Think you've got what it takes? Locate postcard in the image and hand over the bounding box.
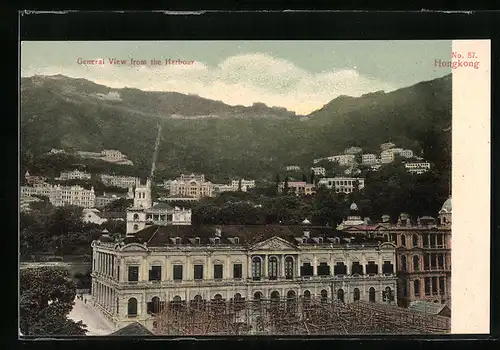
[19,39,490,337]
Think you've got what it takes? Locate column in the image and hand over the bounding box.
[346,258,351,275]
[263,255,268,279]
[313,256,318,276]
[225,255,230,280]
[247,255,252,279]
[434,234,438,248]
[296,255,301,277]
[280,255,285,278]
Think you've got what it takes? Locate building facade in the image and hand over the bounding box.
[278,181,316,196]
[57,170,92,181]
[95,193,128,208]
[310,167,326,176]
[361,154,377,165]
[285,165,301,172]
[326,154,356,166]
[230,179,256,192]
[169,174,214,199]
[21,183,96,208]
[339,198,452,308]
[100,175,140,189]
[90,224,398,331]
[405,162,431,175]
[344,146,363,155]
[316,177,365,194]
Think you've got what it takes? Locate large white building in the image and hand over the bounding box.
[310,167,326,176]
[344,146,363,155]
[405,162,431,175]
[362,154,377,165]
[277,181,316,196]
[57,170,92,181]
[90,223,398,331]
[126,179,192,234]
[381,148,414,164]
[169,174,214,199]
[316,177,365,194]
[230,179,256,192]
[286,165,301,172]
[21,183,96,208]
[100,174,140,189]
[326,154,356,166]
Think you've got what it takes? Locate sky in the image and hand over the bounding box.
[21,41,452,114]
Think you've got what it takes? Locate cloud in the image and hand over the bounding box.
[21,53,395,114]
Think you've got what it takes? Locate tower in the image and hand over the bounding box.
[133,178,152,209]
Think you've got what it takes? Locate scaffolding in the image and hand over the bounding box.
[152,297,450,336]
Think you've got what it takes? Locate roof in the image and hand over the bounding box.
[110,322,154,336]
[122,224,382,247]
[440,197,452,213]
[408,301,450,315]
[150,202,174,210]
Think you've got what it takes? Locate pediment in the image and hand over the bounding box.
[250,236,298,251]
[120,243,149,252]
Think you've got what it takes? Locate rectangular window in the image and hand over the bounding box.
[149,265,162,281]
[365,261,378,275]
[117,265,120,281]
[424,254,430,270]
[382,261,394,274]
[431,254,437,269]
[437,234,444,247]
[424,277,431,295]
[439,277,445,295]
[423,234,429,247]
[352,262,363,275]
[233,264,242,279]
[334,262,347,275]
[194,265,204,280]
[438,254,444,269]
[432,277,438,295]
[213,264,223,279]
[173,265,183,281]
[317,262,330,276]
[127,266,139,282]
[300,263,313,276]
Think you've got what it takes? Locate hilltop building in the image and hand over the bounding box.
[21,183,95,208]
[404,162,431,175]
[169,174,214,199]
[126,179,191,234]
[316,177,365,194]
[90,222,397,331]
[100,175,140,189]
[230,179,256,192]
[310,167,326,176]
[24,171,47,185]
[95,192,128,209]
[286,165,301,172]
[344,146,363,155]
[56,169,92,181]
[277,181,316,196]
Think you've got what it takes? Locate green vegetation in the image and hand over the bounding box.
[20,267,87,336]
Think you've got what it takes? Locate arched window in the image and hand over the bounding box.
[413,234,419,247]
[413,255,420,271]
[320,289,328,303]
[151,296,160,314]
[175,237,181,245]
[303,290,311,300]
[414,279,421,296]
[192,295,204,309]
[252,257,262,281]
[253,291,263,300]
[337,289,344,303]
[401,255,407,271]
[133,224,139,230]
[369,287,376,302]
[214,237,220,245]
[133,213,139,220]
[353,288,360,302]
[401,234,406,247]
[268,256,278,280]
[233,293,244,312]
[285,256,294,279]
[385,287,393,303]
[127,298,137,316]
[286,290,296,312]
[270,291,280,301]
[170,295,182,311]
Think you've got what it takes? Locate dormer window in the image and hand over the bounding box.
[214,237,220,245]
[318,237,324,244]
[302,237,307,244]
[175,237,181,245]
[234,237,239,244]
[195,237,201,245]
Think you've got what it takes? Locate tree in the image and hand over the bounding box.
[238,179,242,191]
[103,198,132,212]
[283,176,289,195]
[302,173,307,182]
[310,171,315,185]
[20,267,87,336]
